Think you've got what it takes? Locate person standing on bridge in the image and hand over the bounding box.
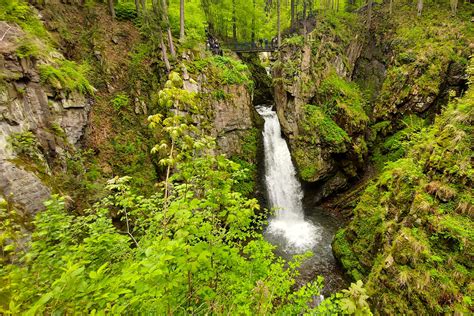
[264,38,269,49]
[259,38,263,48]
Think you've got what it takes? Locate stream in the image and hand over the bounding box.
[256,104,348,295]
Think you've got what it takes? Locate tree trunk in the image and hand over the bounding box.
[251,0,256,42]
[303,0,307,38]
[291,0,295,29]
[232,0,237,41]
[108,0,115,19]
[389,0,393,15]
[367,0,373,28]
[277,0,281,47]
[450,0,458,15]
[161,0,176,57]
[160,30,171,72]
[180,0,185,41]
[417,0,423,16]
[134,0,140,15]
[141,0,146,11]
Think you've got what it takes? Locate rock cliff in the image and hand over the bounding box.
[0,22,90,215]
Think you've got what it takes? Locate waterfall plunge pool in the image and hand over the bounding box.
[256,104,348,295]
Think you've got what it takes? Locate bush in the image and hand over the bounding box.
[0,0,49,39]
[111,93,130,111]
[39,60,94,95]
[192,56,254,90]
[115,2,137,21]
[8,131,39,160]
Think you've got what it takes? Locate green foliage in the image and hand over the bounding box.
[39,60,94,95]
[192,56,254,90]
[319,71,369,132]
[303,105,350,147]
[111,93,130,111]
[283,35,304,47]
[0,0,49,39]
[375,5,472,119]
[114,1,137,21]
[15,36,43,59]
[8,131,39,160]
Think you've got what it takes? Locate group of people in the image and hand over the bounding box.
[252,37,277,49]
[206,30,223,55]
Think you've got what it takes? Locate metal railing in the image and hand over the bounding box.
[224,42,278,53]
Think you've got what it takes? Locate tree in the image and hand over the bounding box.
[417,0,423,16]
[180,0,185,41]
[161,0,176,57]
[108,0,115,19]
[277,0,281,47]
[450,0,458,15]
[367,0,373,28]
[291,0,295,29]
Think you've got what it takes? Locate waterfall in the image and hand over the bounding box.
[256,105,320,253]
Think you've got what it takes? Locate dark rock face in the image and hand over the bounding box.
[0,23,90,215]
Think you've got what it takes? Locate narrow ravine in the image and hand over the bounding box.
[256,104,347,294]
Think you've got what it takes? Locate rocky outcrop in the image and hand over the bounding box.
[273,19,366,203]
[212,84,258,157]
[0,22,91,215]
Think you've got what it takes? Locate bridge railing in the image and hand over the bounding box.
[223,42,278,52]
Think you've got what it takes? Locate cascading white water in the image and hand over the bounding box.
[256,105,321,253]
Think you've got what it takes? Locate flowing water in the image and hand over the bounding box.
[256,104,347,294]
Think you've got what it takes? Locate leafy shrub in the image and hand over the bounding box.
[8,131,38,159]
[115,2,137,21]
[192,56,254,90]
[15,36,42,59]
[283,35,304,47]
[39,60,94,95]
[111,93,130,111]
[0,0,48,39]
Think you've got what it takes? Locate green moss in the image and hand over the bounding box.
[337,57,474,314]
[333,229,365,280]
[39,60,94,95]
[302,105,350,147]
[319,72,369,131]
[0,0,49,40]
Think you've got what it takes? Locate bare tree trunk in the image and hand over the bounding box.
[134,0,140,15]
[160,30,171,72]
[417,0,423,16]
[180,0,185,41]
[141,0,146,11]
[450,0,458,15]
[303,0,307,39]
[389,0,393,15]
[161,0,176,57]
[367,0,373,28]
[251,0,256,42]
[291,0,295,29]
[277,0,281,47]
[232,0,237,41]
[108,0,115,19]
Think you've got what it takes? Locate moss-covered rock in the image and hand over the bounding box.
[333,58,474,314]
